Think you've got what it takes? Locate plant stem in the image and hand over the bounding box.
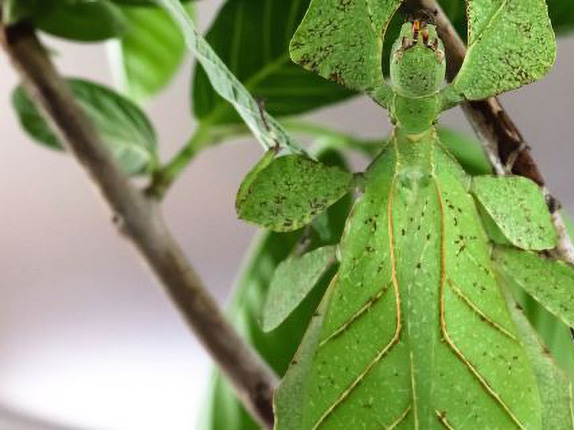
[0,20,277,429]
[146,123,212,198]
[408,0,574,264]
[149,119,381,199]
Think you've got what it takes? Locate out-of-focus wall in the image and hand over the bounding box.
[0,2,572,429]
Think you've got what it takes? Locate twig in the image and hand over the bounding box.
[0,20,277,429]
[408,0,574,264]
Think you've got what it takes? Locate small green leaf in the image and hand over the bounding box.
[262,245,337,333]
[13,79,157,175]
[494,246,574,329]
[453,0,556,99]
[236,155,353,232]
[471,176,557,250]
[110,4,189,103]
[34,1,127,42]
[159,0,303,153]
[503,287,574,430]
[192,0,352,125]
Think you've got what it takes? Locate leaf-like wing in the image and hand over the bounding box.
[289,0,402,106]
[471,176,557,250]
[504,288,574,430]
[236,155,353,232]
[159,0,303,153]
[262,246,337,332]
[12,79,158,175]
[494,246,574,328]
[452,0,556,100]
[275,138,540,429]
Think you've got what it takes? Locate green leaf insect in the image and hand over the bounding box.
[262,245,338,333]
[232,0,574,428]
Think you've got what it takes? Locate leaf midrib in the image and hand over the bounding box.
[200,51,292,127]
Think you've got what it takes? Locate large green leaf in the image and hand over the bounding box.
[13,79,158,175]
[110,4,190,103]
[111,0,191,5]
[2,0,53,24]
[546,0,574,35]
[192,0,352,125]
[159,0,303,153]
[34,0,127,42]
[200,149,353,430]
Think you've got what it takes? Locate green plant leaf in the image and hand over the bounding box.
[290,0,402,107]
[199,149,352,430]
[159,0,303,153]
[2,0,54,24]
[236,154,354,232]
[504,286,574,430]
[437,128,492,176]
[34,0,127,42]
[494,246,574,329]
[452,0,556,100]
[547,0,574,35]
[109,4,190,103]
[192,0,352,125]
[13,79,158,175]
[262,245,337,333]
[111,0,191,5]
[471,176,557,250]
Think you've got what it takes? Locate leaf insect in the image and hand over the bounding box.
[236,0,574,428]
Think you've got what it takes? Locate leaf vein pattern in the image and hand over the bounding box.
[387,406,412,430]
[467,0,510,48]
[436,410,457,430]
[447,279,517,341]
[434,178,525,430]
[318,281,392,348]
[310,176,403,430]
